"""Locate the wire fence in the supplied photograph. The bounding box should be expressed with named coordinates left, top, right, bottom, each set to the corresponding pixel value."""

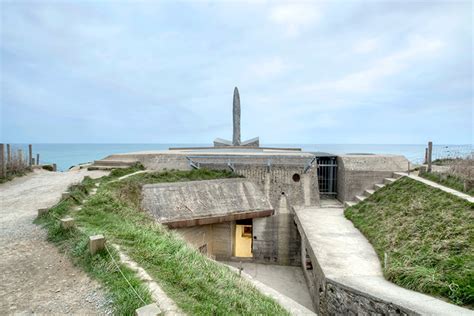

left=406, top=144, right=473, bottom=165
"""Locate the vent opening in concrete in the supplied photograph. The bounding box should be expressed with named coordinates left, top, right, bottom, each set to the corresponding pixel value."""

left=292, top=173, right=301, bottom=182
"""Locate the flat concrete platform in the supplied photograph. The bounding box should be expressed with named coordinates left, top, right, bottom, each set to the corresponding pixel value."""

left=222, top=261, right=314, bottom=312
left=295, top=205, right=473, bottom=315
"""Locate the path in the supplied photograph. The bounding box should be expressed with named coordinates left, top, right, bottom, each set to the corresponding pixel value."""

left=295, top=203, right=473, bottom=315
left=0, top=169, right=109, bottom=314
left=222, top=261, right=314, bottom=312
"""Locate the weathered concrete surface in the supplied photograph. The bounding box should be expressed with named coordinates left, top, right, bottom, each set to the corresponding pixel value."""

left=295, top=205, right=473, bottom=315
left=222, top=262, right=316, bottom=315
left=337, top=154, right=409, bottom=202
left=222, top=261, right=314, bottom=312
left=0, top=169, right=110, bottom=314
left=142, top=178, right=273, bottom=227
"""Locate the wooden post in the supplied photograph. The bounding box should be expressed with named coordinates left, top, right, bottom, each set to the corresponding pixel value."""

left=6, top=144, right=11, bottom=168
left=424, top=148, right=428, bottom=164
left=0, top=144, right=5, bottom=178
left=36, top=153, right=40, bottom=165
left=28, top=144, right=33, bottom=166
left=18, top=149, right=23, bottom=166
left=32, top=158, right=35, bottom=165
left=89, top=235, right=106, bottom=255
left=427, top=141, right=433, bottom=172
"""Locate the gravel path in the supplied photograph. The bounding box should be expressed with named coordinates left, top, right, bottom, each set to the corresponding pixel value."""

left=0, top=169, right=110, bottom=314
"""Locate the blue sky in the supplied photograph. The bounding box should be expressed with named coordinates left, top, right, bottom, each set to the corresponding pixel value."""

left=1, top=0, right=472, bottom=144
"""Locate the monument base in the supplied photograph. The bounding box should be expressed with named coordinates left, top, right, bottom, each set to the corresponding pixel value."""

left=214, top=137, right=259, bottom=148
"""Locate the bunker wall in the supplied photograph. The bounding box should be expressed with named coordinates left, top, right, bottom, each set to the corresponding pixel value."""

left=337, top=155, right=409, bottom=202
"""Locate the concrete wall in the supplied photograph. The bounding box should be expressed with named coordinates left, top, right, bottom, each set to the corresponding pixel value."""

left=296, top=217, right=413, bottom=315
left=337, top=155, right=409, bottom=202
left=174, top=222, right=233, bottom=260
left=201, top=162, right=318, bottom=266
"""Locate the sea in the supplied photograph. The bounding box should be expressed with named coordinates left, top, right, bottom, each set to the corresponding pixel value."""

left=6, top=143, right=473, bottom=172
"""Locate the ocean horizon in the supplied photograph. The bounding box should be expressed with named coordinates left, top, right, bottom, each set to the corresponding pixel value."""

left=5, top=143, right=473, bottom=171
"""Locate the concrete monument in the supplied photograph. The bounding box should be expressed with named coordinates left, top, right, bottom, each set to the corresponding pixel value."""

left=214, top=87, right=259, bottom=147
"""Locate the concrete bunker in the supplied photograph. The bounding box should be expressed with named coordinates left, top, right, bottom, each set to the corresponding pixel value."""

left=141, top=178, right=273, bottom=260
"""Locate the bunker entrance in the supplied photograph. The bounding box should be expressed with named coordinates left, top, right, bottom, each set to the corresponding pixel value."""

left=234, top=219, right=253, bottom=258
left=316, top=156, right=338, bottom=197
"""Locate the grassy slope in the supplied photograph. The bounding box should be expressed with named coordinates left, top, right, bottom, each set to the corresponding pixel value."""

left=420, top=172, right=474, bottom=196
left=37, top=168, right=288, bottom=315
left=345, top=177, right=474, bottom=306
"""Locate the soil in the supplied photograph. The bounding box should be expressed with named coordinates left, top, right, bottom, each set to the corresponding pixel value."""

left=0, top=169, right=110, bottom=314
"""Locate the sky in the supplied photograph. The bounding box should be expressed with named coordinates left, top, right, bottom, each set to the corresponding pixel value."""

left=0, top=0, right=472, bottom=144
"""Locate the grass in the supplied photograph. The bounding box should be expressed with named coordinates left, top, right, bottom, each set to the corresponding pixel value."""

left=36, top=167, right=287, bottom=315
left=345, top=177, right=474, bottom=307
left=420, top=172, right=474, bottom=196
left=34, top=180, right=153, bottom=315
left=0, top=168, right=31, bottom=183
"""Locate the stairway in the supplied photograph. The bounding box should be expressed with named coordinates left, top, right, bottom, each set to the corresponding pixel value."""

left=343, top=172, right=407, bottom=209
left=87, top=159, right=140, bottom=171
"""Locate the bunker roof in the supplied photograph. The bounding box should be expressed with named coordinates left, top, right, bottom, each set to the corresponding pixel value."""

left=141, top=178, right=274, bottom=228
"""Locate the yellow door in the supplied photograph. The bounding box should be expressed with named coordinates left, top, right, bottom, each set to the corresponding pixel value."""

left=235, top=224, right=252, bottom=257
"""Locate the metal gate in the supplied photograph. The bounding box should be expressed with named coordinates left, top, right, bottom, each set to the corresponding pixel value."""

left=316, top=156, right=337, bottom=196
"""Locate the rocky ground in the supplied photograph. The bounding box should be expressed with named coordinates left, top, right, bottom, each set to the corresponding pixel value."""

left=0, top=169, right=110, bottom=314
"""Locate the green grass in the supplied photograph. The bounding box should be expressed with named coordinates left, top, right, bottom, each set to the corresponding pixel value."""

left=345, top=177, right=474, bottom=307
left=420, top=172, right=474, bottom=196
left=35, top=180, right=153, bottom=315
left=36, top=167, right=287, bottom=315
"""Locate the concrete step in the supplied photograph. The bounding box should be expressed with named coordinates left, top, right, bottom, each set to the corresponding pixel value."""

left=364, top=189, right=375, bottom=197
left=374, top=183, right=385, bottom=190
left=93, top=160, right=138, bottom=167
left=393, top=172, right=408, bottom=179
left=383, top=178, right=396, bottom=184
left=344, top=201, right=356, bottom=209
left=88, top=165, right=132, bottom=171
left=355, top=195, right=366, bottom=202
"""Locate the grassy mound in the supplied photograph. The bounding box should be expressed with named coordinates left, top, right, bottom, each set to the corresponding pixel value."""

left=36, top=168, right=287, bottom=315
left=420, top=172, right=474, bottom=196
left=345, top=177, right=473, bottom=307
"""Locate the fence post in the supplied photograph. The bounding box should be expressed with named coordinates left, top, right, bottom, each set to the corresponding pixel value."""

left=6, top=144, right=11, bottom=168
left=36, top=153, right=40, bottom=165
left=424, top=148, right=428, bottom=164
left=427, top=141, right=433, bottom=172
left=28, top=144, right=33, bottom=166
left=18, top=149, right=23, bottom=166
left=0, top=144, right=5, bottom=178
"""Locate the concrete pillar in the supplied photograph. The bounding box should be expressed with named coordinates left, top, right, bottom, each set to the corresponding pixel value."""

left=28, top=144, right=33, bottom=166
left=0, top=144, right=5, bottom=178
left=60, top=217, right=75, bottom=230
left=135, top=303, right=162, bottom=316
left=427, top=141, right=433, bottom=172
left=89, top=234, right=106, bottom=255
left=277, top=194, right=290, bottom=265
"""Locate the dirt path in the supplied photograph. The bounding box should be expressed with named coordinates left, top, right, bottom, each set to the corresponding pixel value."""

left=0, top=169, right=109, bottom=315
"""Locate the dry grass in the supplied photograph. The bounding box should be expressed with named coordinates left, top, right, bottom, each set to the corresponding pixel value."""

left=0, top=151, right=31, bottom=183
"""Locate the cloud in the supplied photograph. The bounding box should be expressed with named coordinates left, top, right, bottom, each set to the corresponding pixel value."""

left=303, top=36, right=445, bottom=93
left=247, top=57, right=288, bottom=79
left=353, top=38, right=378, bottom=54
left=269, top=3, right=320, bottom=37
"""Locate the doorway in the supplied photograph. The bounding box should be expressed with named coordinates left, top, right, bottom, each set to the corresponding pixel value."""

left=234, top=219, right=253, bottom=257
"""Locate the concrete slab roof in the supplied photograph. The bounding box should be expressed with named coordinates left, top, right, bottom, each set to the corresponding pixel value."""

left=141, top=178, right=274, bottom=228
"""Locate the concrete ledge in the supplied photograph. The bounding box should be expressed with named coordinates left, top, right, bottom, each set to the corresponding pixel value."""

left=135, top=303, right=162, bottom=316
left=294, top=206, right=473, bottom=315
